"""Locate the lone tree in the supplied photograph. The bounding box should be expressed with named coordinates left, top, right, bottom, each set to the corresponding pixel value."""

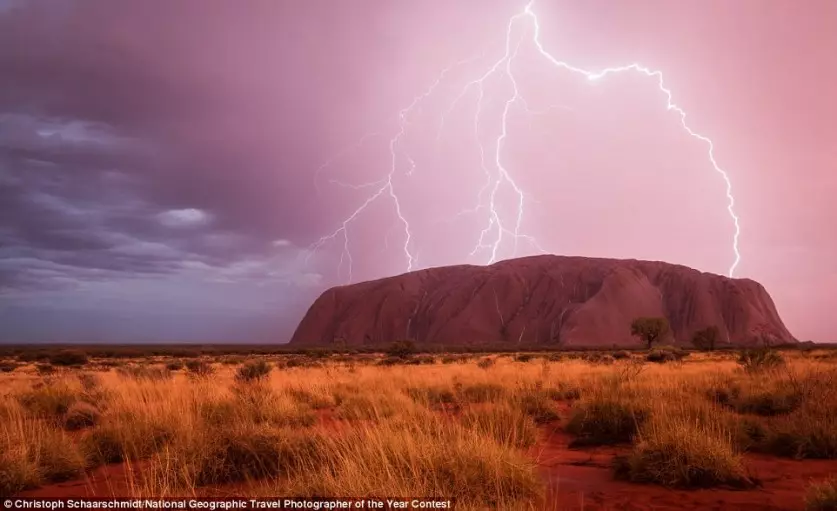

left=692, top=326, right=720, bottom=351
left=630, top=317, right=670, bottom=349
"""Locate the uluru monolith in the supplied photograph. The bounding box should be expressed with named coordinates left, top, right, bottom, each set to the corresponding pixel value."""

left=290, top=255, right=796, bottom=348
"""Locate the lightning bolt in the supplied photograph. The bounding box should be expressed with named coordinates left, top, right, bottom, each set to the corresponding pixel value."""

left=312, top=0, right=742, bottom=282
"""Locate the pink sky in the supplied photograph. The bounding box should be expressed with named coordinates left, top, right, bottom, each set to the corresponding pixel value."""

left=313, top=0, right=837, bottom=341
left=0, top=0, right=834, bottom=342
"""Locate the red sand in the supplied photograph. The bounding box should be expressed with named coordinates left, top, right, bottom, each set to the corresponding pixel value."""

left=534, top=422, right=837, bottom=510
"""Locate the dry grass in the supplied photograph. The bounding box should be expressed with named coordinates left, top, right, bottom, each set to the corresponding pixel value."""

left=806, top=476, right=837, bottom=510
left=1, top=350, right=836, bottom=507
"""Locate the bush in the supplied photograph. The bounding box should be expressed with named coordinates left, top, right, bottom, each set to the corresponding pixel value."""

left=185, top=360, right=215, bottom=376
left=386, top=340, right=415, bottom=359
left=165, top=360, right=184, bottom=371
left=193, top=425, right=309, bottom=485
left=646, top=347, right=687, bottom=364
left=516, top=391, right=560, bottom=424
left=377, top=357, right=403, bottom=367
left=515, top=354, right=534, bottom=363
left=737, top=348, right=785, bottom=372
left=612, top=351, right=630, bottom=360
left=405, top=355, right=436, bottom=365
left=566, top=400, right=648, bottom=446
left=64, top=402, right=101, bottom=431
left=806, top=477, right=837, bottom=511
left=35, top=363, right=55, bottom=375
left=0, top=361, right=18, bottom=372
left=49, top=350, right=89, bottom=367
left=235, top=360, right=272, bottom=382
left=647, top=350, right=677, bottom=363
left=614, top=425, right=756, bottom=489
left=716, top=388, right=802, bottom=417
left=477, top=357, right=495, bottom=369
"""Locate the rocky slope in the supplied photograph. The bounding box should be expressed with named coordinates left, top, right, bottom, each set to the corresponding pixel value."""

left=290, top=255, right=796, bottom=348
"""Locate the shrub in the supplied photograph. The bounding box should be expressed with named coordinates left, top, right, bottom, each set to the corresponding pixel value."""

left=614, top=424, right=756, bottom=489
left=185, top=359, right=215, bottom=376
left=165, top=360, right=184, bottom=371
left=235, top=360, right=272, bottom=383
left=405, top=355, right=436, bottom=365
left=0, top=361, right=18, bottom=372
left=48, top=350, right=89, bottom=367
left=17, top=383, right=78, bottom=422
left=566, top=399, right=648, bottom=446
left=612, top=351, right=630, bottom=360
left=737, top=348, right=785, bottom=372
left=647, top=349, right=677, bottom=363
left=377, top=356, right=403, bottom=367
left=730, top=390, right=801, bottom=417
left=516, top=391, right=559, bottom=424
left=64, top=402, right=101, bottom=431
left=806, top=477, right=837, bottom=511
left=386, top=340, right=415, bottom=359
left=477, top=357, right=495, bottom=369
left=193, top=425, right=312, bottom=485
left=35, top=363, right=55, bottom=375
left=34, top=429, right=87, bottom=483
left=515, top=354, right=534, bottom=363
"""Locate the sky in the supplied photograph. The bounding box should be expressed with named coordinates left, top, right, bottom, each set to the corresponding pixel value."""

left=0, top=0, right=835, bottom=343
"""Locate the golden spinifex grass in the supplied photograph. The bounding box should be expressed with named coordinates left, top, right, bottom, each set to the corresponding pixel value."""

left=1, top=349, right=836, bottom=508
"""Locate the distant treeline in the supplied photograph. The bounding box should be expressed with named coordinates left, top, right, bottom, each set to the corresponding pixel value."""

left=0, top=340, right=830, bottom=360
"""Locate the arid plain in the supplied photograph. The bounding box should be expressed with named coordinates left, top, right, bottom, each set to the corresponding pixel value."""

left=1, top=347, right=836, bottom=510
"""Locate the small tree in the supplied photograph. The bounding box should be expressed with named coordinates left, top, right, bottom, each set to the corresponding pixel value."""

left=692, top=326, right=720, bottom=351
left=630, top=317, right=670, bottom=349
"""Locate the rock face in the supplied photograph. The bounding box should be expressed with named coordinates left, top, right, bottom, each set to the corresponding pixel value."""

left=290, top=255, right=796, bottom=348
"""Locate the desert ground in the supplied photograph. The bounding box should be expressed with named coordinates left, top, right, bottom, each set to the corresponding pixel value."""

left=1, top=346, right=836, bottom=510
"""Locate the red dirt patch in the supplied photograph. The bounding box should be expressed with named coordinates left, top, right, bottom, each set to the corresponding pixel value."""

left=534, top=423, right=837, bottom=510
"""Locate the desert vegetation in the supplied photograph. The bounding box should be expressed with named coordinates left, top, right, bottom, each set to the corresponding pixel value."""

left=1, top=346, right=836, bottom=509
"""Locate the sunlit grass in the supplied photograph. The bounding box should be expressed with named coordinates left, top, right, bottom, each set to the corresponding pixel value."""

left=1, top=349, right=836, bottom=508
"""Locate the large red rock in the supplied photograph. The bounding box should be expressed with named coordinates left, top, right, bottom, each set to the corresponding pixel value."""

left=290, top=255, right=796, bottom=348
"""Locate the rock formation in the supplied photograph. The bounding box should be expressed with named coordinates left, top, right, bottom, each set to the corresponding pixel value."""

left=290, top=255, right=796, bottom=348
